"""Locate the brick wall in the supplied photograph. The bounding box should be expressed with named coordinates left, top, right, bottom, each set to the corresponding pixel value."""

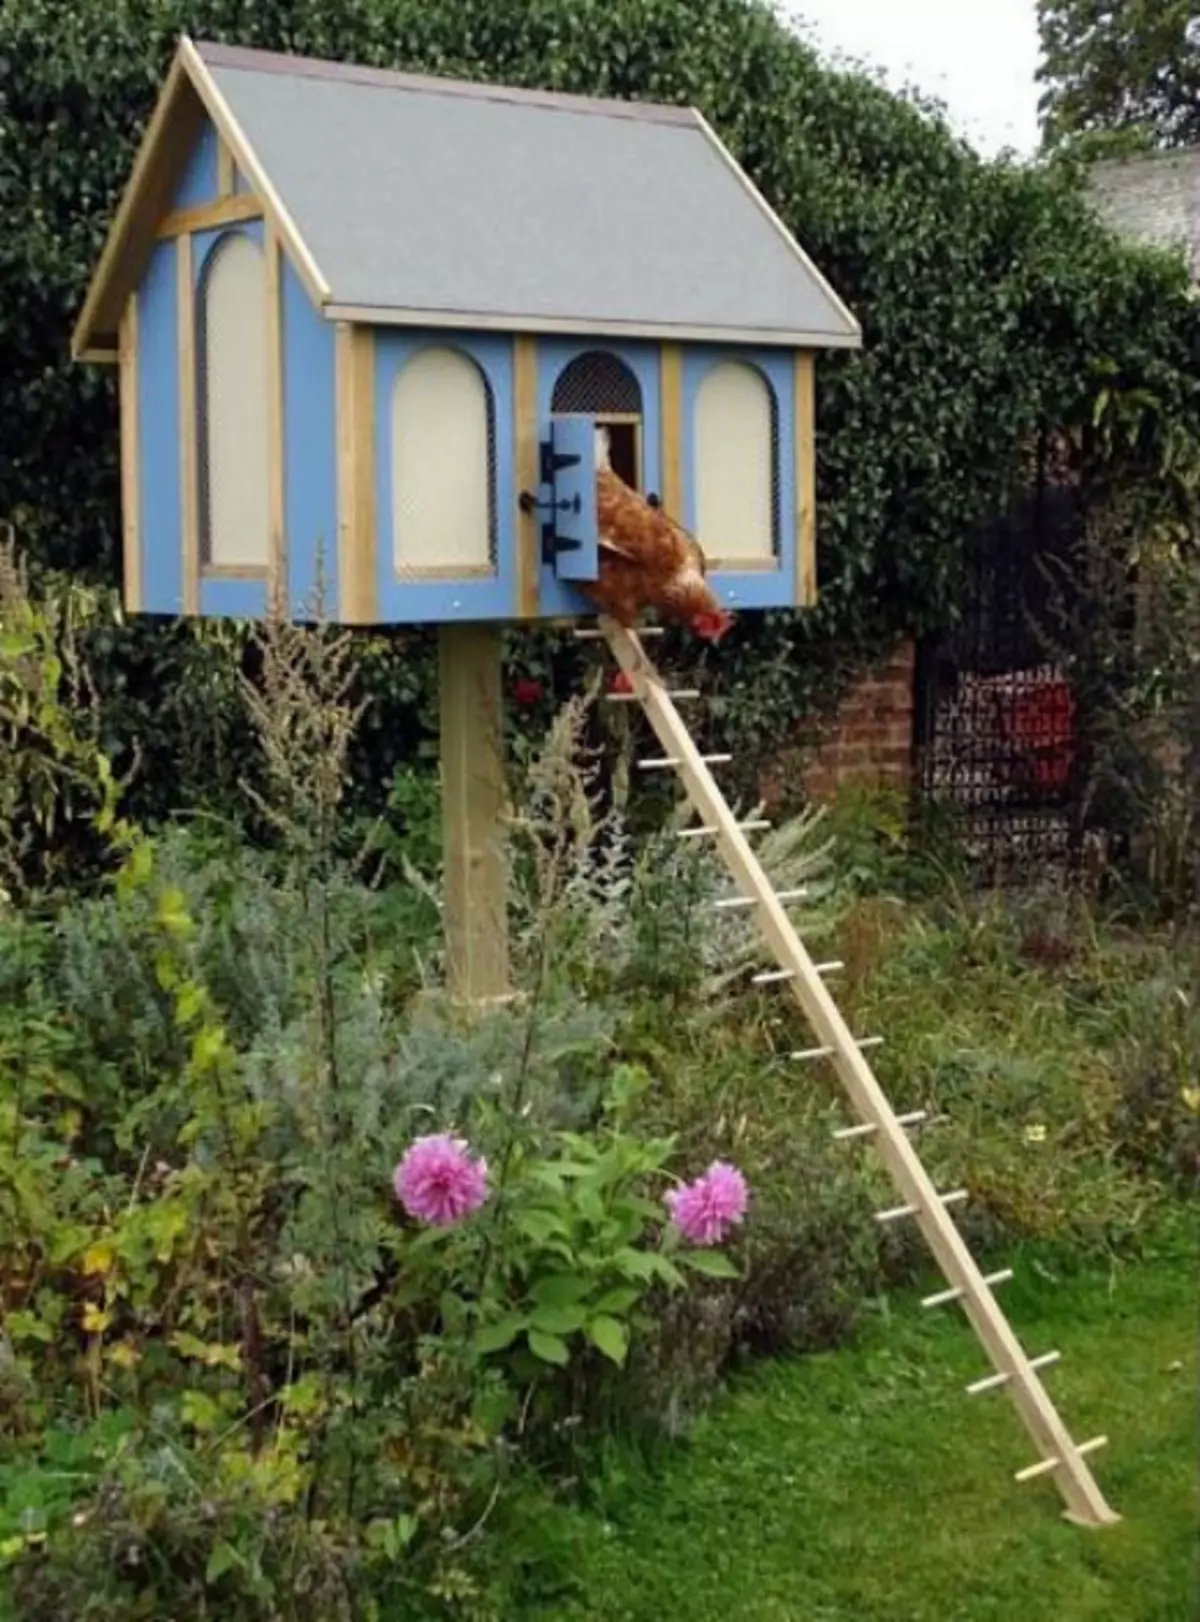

left=761, top=639, right=916, bottom=805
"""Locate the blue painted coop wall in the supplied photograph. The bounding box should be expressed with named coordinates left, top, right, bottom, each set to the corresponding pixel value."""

left=129, top=110, right=338, bottom=622
left=373, top=331, right=517, bottom=623
left=680, top=346, right=799, bottom=613
left=137, top=238, right=183, bottom=616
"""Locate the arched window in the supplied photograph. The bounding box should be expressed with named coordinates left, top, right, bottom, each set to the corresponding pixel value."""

left=694, top=361, right=778, bottom=565
left=198, top=232, right=270, bottom=570
left=392, top=347, right=495, bottom=575
left=552, top=351, right=642, bottom=488
left=551, top=351, right=641, bottom=416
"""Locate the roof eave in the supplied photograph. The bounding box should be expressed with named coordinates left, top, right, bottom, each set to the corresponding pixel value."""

left=323, top=301, right=862, bottom=350
left=689, top=111, right=862, bottom=346
left=70, top=44, right=200, bottom=360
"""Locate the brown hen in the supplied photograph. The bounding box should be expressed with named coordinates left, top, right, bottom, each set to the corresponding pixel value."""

left=577, top=428, right=734, bottom=643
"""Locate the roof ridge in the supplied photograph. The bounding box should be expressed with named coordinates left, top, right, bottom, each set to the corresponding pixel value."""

left=193, top=39, right=699, bottom=127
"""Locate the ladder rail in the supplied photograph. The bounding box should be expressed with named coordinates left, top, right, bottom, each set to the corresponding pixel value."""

left=602, top=621, right=1118, bottom=1530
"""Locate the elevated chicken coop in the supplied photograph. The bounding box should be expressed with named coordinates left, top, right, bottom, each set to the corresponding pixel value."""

left=71, top=41, right=1121, bottom=1529
left=72, top=34, right=860, bottom=1002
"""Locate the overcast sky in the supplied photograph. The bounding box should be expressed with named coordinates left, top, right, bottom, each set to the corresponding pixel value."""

left=785, top=0, right=1042, bottom=158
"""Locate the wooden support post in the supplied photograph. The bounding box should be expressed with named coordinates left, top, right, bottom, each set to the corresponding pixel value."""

left=439, top=622, right=511, bottom=1007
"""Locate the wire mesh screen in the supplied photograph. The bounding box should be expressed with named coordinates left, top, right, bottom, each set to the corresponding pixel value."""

left=914, top=453, right=1090, bottom=883
left=552, top=351, right=642, bottom=416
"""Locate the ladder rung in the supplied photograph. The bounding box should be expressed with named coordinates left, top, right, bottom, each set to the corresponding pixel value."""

left=576, top=625, right=665, bottom=640
left=968, top=1349, right=1060, bottom=1396
left=1015, top=1435, right=1106, bottom=1484
left=713, top=887, right=808, bottom=911
left=677, top=819, right=770, bottom=839
left=876, top=1188, right=968, bottom=1224
left=794, top=1035, right=884, bottom=1062
left=751, top=967, right=795, bottom=985
left=813, top=960, right=844, bottom=975
left=638, top=753, right=731, bottom=769
left=834, top=1109, right=928, bottom=1142
left=922, top=1267, right=1012, bottom=1309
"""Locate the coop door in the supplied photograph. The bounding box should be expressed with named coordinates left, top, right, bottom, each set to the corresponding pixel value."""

left=542, top=417, right=598, bottom=582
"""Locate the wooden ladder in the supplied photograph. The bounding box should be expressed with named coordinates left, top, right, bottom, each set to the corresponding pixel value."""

left=592, top=619, right=1119, bottom=1529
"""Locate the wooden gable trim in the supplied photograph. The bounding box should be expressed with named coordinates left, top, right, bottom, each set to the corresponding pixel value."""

left=71, top=35, right=331, bottom=361
left=178, top=38, right=331, bottom=311
left=157, top=192, right=262, bottom=238
left=70, top=50, right=205, bottom=360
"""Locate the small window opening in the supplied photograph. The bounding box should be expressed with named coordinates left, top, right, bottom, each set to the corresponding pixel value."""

left=601, top=420, right=640, bottom=487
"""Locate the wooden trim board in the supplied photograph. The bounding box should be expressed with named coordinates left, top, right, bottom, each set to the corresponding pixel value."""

left=795, top=351, right=816, bottom=606
left=335, top=323, right=377, bottom=623
left=217, top=134, right=235, bottom=198
left=659, top=342, right=683, bottom=516
left=325, top=301, right=862, bottom=350
left=118, top=295, right=142, bottom=614
left=158, top=192, right=261, bottom=238
left=179, top=37, right=331, bottom=312
left=264, top=224, right=285, bottom=607
left=513, top=335, right=540, bottom=618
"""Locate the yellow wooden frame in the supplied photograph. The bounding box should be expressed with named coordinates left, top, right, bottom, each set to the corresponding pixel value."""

left=659, top=344, right=683, bottom=517
left=265, top=224, right=286, bottom=605
left=513, top=336, right=540, bottom=618
left=217, top=135, right=235, bottom=199
left=795, top=351, right=816, bottom=607
left=336, top=323, right=377, bottom=623
left=71, top=37, right=332, bottom=361
left=158, top=193, right=262, bottom=239
left=179, top=39, right=330, bottom=311
left=118, top=296, right=142, bottom=613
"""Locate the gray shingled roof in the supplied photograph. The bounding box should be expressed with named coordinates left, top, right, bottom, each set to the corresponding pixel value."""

left=197, top=42, right=860, bottom=346
left=1087, top=147, right=1200, bottom=283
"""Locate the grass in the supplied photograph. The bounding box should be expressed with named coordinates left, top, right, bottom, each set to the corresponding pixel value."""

left=507, top=1220, right=1198, bottom=1621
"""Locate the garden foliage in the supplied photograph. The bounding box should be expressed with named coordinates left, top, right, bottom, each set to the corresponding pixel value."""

left=2, top=553, right=1197, bottom=1617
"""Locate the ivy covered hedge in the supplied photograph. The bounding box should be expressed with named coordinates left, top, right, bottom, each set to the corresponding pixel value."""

left=2, top=0, right=1197, bottom=825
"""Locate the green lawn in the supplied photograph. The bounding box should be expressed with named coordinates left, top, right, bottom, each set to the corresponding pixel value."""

left=511, top=1225, right=1198, bottom=1621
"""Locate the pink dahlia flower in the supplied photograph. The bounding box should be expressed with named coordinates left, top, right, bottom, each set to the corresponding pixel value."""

left=665, top=1160, right=748, bottom=1246
left=393, top=1133, right=488, bottom=1227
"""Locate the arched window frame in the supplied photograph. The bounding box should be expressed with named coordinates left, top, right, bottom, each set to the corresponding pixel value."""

left=389, top=341, right=498, bottom=580
left=679, top=346, right=799, bottom=607
left=692, top=356, right=780, bottom=569
left=372, top=330, right=515, bottom=624
left=194, top=223, right=271, bottom=575
left=550, top=348, right=644, bottom=490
